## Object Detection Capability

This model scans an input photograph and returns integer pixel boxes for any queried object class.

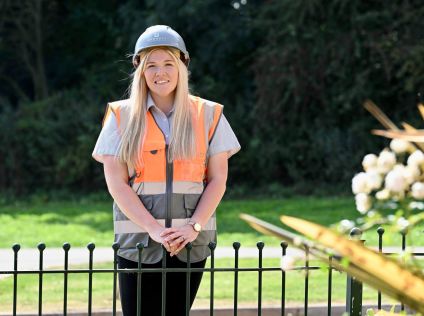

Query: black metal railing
[0,227,422,316]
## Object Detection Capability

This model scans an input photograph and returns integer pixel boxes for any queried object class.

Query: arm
[162,152,228,255]
[102,155,173,251]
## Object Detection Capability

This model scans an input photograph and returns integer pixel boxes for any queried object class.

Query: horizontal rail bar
[382,252,424,256]
[0,267,284,274]
[0,265,330,276]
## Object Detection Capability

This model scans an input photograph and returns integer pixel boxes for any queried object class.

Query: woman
[92,25,240,315]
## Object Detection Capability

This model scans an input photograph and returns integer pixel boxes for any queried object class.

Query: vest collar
[147,93,175,118]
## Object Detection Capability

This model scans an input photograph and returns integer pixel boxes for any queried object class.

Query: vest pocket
[174,152,206,182]
[138,143,166,182]
[184,194,201,217]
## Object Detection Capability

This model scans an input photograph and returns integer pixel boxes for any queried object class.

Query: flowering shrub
[345,139,424,233]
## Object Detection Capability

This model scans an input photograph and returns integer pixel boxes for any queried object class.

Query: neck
[151,92,175,115]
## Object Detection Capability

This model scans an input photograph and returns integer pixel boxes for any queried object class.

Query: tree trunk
[0,0,49,101]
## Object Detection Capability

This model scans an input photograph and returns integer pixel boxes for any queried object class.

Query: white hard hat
[133,25,190,67]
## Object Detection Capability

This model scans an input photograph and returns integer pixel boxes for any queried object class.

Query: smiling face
[143,49,179,103]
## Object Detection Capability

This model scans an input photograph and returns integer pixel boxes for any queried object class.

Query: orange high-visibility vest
[103,95,222,263]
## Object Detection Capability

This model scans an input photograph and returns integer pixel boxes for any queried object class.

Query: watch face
[194,223,201,232]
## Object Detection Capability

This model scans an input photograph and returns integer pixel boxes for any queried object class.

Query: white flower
[386,201,398,209]
[352,172,371,194]
[367,210,376,218]
[390,139,412,154]
[377,150,396,174]
[340,219,355,232]
[385,169,407,193]
[397,217,409,230]
[409,201,424,210]
[375,189,390,200]
[391,163,417,184]
[362,154,378,171]
[366,170,383,190]
[387,215,396,223]
[393,164,406,173]
[404,165,420,185]
[411,182,424,200]
[407,150,424,168]
[355,193,372,214]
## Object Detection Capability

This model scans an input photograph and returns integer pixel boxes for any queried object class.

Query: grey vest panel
[114,193,216,263]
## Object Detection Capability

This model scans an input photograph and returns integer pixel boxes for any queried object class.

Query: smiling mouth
[155,80,170,84]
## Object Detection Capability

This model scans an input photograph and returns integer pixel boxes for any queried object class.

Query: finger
[170,243,181,255]
[168,229,187,240]
[164,233,178,243]
[171,240,188,256]
[161,227,179,236]
[169,235,185,247]
[162,240,172,252]
[165,232,183,244]
[169,238,182,249]
[168,240,181,252]
[160,228,176,237]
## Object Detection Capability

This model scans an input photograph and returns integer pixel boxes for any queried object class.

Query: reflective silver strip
[132,182,166,195]
[114,219,165,234]
[173,181,204,194]
[114,217,216,234]
[132,181,204,195]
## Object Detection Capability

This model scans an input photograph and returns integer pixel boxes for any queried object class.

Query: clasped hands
[149,224,199,257]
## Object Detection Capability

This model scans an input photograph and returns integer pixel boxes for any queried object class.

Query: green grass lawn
[0,258,395,313]
[0,195,420,312]
[0,195,420,249]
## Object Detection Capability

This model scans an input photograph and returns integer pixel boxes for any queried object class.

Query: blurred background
[1,0,424,198]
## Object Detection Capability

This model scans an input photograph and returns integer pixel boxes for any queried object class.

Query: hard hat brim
[132,44,190,68]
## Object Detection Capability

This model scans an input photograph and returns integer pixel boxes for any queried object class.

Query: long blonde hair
[118,47,196,169]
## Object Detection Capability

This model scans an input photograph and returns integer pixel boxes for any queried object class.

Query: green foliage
[251,0,424,188]
[1,1,424,195]
[0,90,107,194]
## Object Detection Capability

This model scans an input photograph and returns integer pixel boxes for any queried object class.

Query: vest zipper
[149,112,173,229]
[165,144,173,228]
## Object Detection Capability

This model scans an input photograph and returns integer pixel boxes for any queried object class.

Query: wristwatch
[188,220,202,232]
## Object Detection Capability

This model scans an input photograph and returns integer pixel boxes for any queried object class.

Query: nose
[155,66,166,76]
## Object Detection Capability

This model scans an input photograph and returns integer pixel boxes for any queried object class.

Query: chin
[152,89,175,97]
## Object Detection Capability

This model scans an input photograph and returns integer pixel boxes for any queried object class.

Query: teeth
[156,80,168,84]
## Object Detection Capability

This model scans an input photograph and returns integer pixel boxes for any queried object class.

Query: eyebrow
[146,59,175,64]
